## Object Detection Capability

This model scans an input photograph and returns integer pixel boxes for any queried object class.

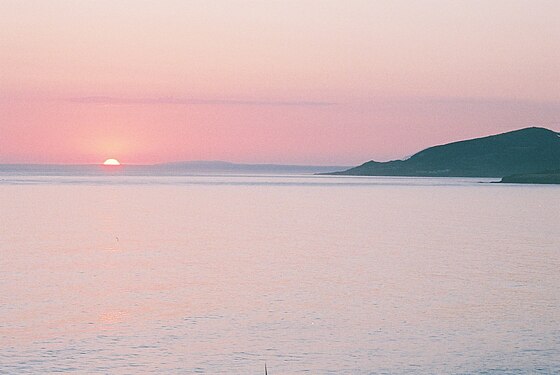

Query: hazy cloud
[67,96,336,107]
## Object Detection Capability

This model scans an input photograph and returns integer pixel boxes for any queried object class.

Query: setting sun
[103,158,121,166]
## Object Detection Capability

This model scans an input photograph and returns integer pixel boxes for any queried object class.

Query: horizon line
[0,160,352,167]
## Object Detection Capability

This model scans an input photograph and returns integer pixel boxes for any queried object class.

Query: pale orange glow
[103,158,121,166]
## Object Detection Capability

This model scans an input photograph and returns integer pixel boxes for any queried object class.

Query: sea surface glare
[1,175,559,374]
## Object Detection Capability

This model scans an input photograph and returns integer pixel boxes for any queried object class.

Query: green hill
[327,127,560,177]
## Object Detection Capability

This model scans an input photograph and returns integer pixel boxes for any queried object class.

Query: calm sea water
[1,175,559,374]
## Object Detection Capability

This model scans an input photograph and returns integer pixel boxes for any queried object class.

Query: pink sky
[1,0,559,165]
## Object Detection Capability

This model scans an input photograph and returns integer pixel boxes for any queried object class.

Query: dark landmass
[324,127,560,177]
[0,161,350,176]
[500,170,560,184]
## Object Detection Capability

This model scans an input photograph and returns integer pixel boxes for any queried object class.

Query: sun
[103,158,121,166]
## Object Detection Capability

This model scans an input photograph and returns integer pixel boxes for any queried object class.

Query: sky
[1,0,559,165]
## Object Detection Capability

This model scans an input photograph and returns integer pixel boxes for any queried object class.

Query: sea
[1,173,559,374]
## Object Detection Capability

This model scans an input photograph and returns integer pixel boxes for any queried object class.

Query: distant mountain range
[326,127,560,178]
[2,127,559,180]
[0,161,349,176]
[154,161,349,174]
